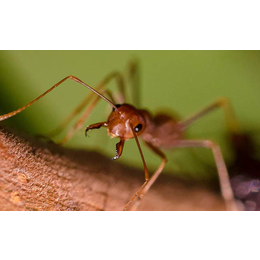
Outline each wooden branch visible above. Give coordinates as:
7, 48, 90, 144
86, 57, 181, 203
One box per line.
0, 126, 225, 211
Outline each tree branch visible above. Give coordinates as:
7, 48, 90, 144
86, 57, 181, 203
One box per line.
0, 126, 225, 211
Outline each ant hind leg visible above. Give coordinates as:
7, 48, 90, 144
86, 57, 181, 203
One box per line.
171, 139, 237, 211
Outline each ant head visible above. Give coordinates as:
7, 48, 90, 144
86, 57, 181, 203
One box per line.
107, 104, 146, 140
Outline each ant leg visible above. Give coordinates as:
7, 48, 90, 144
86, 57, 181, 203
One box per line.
0, 72, 125, 145
48, 89, 117, 143
128, 58, 141, 107
178, 97, 242, 134
57, 73, 128, 144
130, 142, 167, 211
45, 72, 126, 138
171, 139, 237, 211
58, 94, 103, 144
112, 139, 125, 160
45, 93, 95, 138
123, 124, 150, 211
58, 85, 120, 144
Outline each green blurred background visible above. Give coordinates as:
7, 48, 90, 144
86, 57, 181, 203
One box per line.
0, 51, 259, 181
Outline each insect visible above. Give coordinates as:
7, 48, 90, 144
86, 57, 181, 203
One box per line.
0, 61, 240, 211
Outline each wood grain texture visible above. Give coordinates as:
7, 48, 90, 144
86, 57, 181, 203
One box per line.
0, 126, 225, 211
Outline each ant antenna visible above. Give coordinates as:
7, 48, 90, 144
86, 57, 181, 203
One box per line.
0, 75, 118, 122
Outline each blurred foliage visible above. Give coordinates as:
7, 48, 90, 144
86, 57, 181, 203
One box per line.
0, 51, 260, 181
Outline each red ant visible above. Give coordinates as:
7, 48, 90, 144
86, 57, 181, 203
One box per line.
0, 61, 240, 211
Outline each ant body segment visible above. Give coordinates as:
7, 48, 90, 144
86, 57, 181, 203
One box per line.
0, 61, 240, 210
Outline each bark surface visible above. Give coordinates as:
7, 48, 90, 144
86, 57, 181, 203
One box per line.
0, 126, 225, 211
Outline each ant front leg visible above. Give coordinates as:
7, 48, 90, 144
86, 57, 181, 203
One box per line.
129, 142, 167, 211
123, 125, 150, 211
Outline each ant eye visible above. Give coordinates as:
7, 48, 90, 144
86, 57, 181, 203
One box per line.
112, 104, 122, 112
134, 124, 143, 132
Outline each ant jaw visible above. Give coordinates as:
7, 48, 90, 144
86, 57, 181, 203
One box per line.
111, 154, 120, 160
111, 139, 125, 161
85, 122, 108, 137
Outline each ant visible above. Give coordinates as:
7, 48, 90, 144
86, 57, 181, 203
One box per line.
0, 61, 241, 211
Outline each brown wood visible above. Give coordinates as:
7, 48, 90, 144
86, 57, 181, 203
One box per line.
0, 126, 225, 211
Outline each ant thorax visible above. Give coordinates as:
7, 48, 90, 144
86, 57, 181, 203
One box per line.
140, 111, 184, 148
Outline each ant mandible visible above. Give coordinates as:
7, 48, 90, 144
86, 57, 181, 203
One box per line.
0, 61, 240, 211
